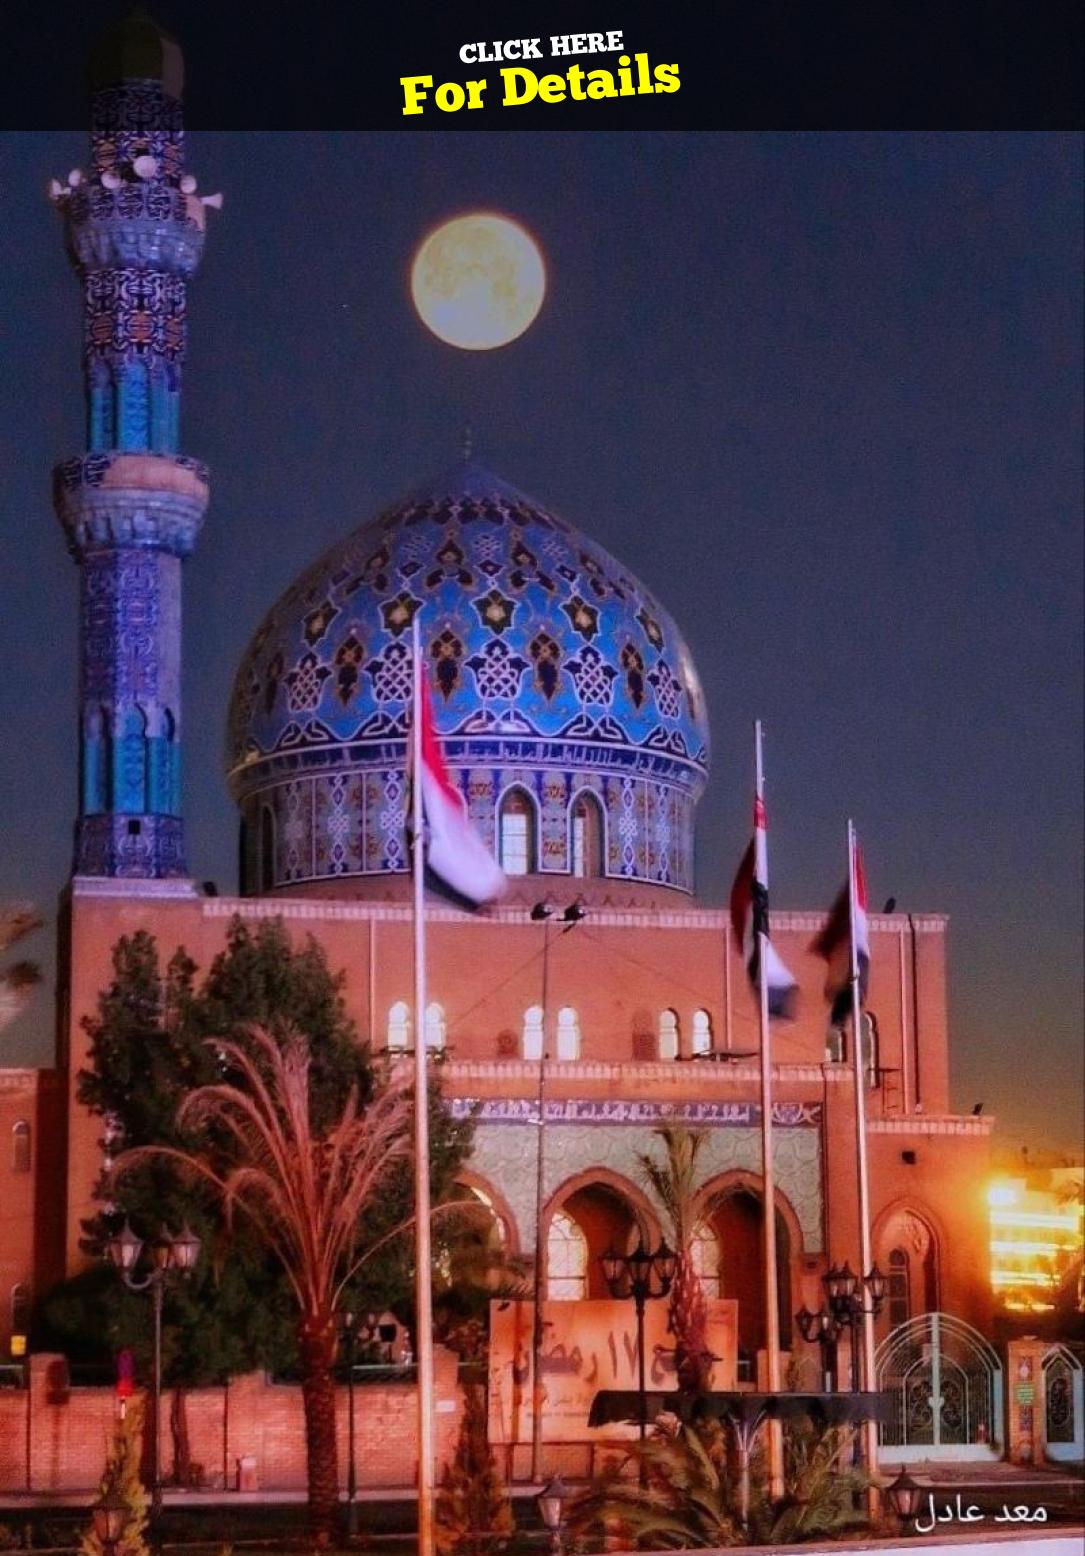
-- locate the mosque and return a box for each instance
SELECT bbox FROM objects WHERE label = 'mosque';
[2,14,998,1468]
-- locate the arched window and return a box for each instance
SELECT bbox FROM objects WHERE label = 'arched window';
[691,1009,713,1056]
[260,806,275,893]
[10,1284,30,1336]
[12,1121,31,1174]
[498,788,536,876]
[888,1247,910,1327]
[556,1007,581,1061]
[658,1009,679,1061]
[424,1002,446,1052]
[118,706,148,814]
[570,792,604,878]
[826,1024,846,1064]
[690,1220,722,1298]
[547,1210,588,1300]
[523,1005,544,1061]
[387,1001,411,1052]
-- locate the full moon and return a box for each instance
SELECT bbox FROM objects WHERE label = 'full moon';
[410,212,546,351]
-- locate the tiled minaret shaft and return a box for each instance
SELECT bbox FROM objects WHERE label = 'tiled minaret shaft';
[52,17,217,881]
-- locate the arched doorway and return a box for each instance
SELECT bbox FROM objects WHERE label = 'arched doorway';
[874,1205,940,1342]
[877,1313,1003,1460]
[699,1186,792,1366]
[546,1181,647,1300]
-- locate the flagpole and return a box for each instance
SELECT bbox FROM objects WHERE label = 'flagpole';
[847,818,879,1504]
[411,613,436,1556]
[754,720,784,1499]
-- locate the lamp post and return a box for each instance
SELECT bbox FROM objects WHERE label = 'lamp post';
[105,1221,201,1527]
[92,1485,130,1556]
[530,898,587,1484]
[537,1473,570,1556]
[884,1466,923,1528]
[795,1303,843,1392]
[341,1308,359,1537]
[599,1237,676,1476]
[821,1262,887,1391]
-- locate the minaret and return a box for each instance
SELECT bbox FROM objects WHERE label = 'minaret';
[51,14,218,883]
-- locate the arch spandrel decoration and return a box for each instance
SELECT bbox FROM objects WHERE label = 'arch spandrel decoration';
[464,1118,821,1256]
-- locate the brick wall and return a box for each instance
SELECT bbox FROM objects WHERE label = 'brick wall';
[0,1350,463,1493]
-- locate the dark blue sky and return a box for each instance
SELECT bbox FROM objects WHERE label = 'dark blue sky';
[1,130,1081,1151]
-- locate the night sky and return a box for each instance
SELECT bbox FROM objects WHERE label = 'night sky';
[1,126,1080,1152]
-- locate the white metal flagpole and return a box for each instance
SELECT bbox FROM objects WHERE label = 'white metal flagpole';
[754,720,784,1498]
[411,613,436,1556]
[847,818,879,1499]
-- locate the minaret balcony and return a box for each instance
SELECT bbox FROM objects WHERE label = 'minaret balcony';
[54,451,209,558]
[65,183,205,274]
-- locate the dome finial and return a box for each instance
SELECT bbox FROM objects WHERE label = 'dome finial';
[462,424,473,461]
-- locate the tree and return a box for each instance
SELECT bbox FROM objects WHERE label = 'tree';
[638,1126,712,1394]
[80,1396,150,1556]
[116,1025,414,1541]
[435,1383,514,1556]
[568,1413,869,1549]
[36,918,474,1474]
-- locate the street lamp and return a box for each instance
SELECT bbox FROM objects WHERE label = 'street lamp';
[795,1303,843,1392]
[820,1262,887,1391]
[92,1485,129,1556]
[599,1236,675,1468]
[537,1473,570,1556]
[105,1221,202,1526]
[884,1466,923,1525]
[341,1309,359,1537]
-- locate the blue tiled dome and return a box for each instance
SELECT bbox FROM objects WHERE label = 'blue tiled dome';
[226,461,709,896]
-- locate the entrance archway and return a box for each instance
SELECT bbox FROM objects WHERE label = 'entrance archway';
[698,1184,793,1366]
[545,1178,656,1300]
[1043,1343,1084,1462]
[876,1313,1003,1460]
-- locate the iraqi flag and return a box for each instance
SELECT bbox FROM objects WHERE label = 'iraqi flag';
[810,837,870,1025]
[729,796,798,1018]
[414,673,507,908]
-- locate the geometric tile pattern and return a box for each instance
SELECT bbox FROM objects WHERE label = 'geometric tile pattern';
[227,462,710,894]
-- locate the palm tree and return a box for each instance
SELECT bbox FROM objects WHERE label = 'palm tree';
[569,1414,869,1548]
[114,1025,413,1540]
[638,1125,712,1394]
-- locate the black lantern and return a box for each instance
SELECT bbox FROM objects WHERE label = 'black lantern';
[837,1261,859,1300]
[885,1467,923,1521]
[600,1247,624,1287]
[169,1222,202,1273]
[537,1474,568,1530]
[655,1241,677,1286]
[538,1472,569,1551]
[92,1486,128,1547]
[106,1222,143,1274]
[865,1263,888,1306]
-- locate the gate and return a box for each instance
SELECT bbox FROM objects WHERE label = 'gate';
[1042,1344,1084,1462]
[876,1313,1003,1460]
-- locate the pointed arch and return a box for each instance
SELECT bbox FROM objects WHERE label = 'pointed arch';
[497,784,537,875]
[569,788,606,878]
